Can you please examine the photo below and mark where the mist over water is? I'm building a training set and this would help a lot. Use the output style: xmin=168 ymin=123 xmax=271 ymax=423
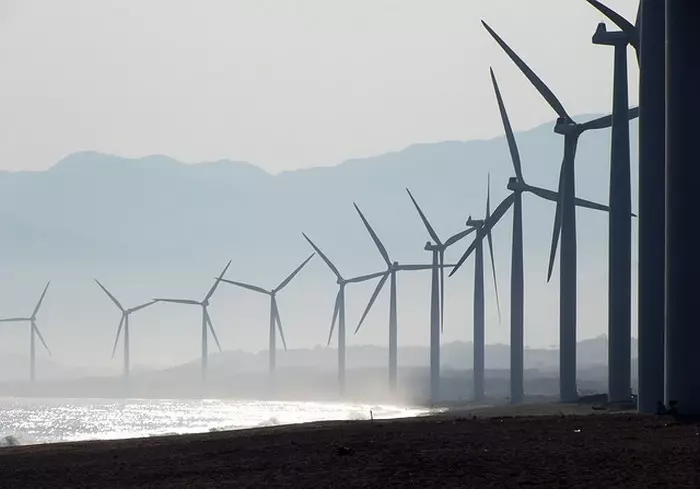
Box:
xmin=0 ymin=398 xmax=428 ymax=445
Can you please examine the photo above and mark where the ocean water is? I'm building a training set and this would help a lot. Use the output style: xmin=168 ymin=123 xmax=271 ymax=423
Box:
xmin=0 ymin=398 xmax=428 ymax=446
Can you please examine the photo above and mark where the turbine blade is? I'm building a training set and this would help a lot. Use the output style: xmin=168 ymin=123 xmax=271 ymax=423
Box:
xmin=154 ymin=298 xmax=201 ymax=305
xmin=490 ymin=67 xmax=524 ymax=182
xmin=486 ymin=227 xmax=501 ymax=326
xmin=482 ymin=21 xmax=571 ymax=121
xmin=111 ymin=314 xmax=125 ymax=359
xmin=353 ymin=203 xmax=391 ymax=267
xmin=128 ymin=301 xmax=156 ymax=314
xmin=485 ymin=174 xmax=501 ymax=323
xmin=33 ymin=322 xmax=51 ymax=356
xmin=276 ymin=253 xmax=315 ymax=292
xmin=445 ymin=227 xmax=477 ymax=248
xmin=94 ymin=279 xmax=124 ymax=312
xmin=328 ymin=290 xmax=341 ymax=346
xmin=406 ymin=189 xmax=442 ymax=246
xmin=397 ymin=264 xmax=434 ymax=271
xmin=204 ymin=260 xmax=233 ymax=302
xmin=439 ymin=249 xmax=445 ymax=333
xmin=0 ymin=317 xmax=30 ymax=323
xmin=449 ymin=194 xmax=515 ymax=278
xmin=204 ymin=308 xmax=223 ymax=353
xmin=574 ymin=197 xmax=610 ymax=213
xmin=346 ymin=270 xmax=387 ymax=283
xmin=217 ymin=278 xmax=269 ymax=295
xmin=302 ymin=233 xmax=343 ymax=280
xmin=547 ymin=196 xmax=563 ymax=283
xmin=585 ymin=0 xmax=639 ymax=50
xmin=526 ymin=185 xmax=610 ymax=214
xmin=272 ymin=298 xmax=288 ymax=352
xmin=580 ymin=107 xmax=639 ymax=131
xmin=354 ymin=272 xmax=389 ymax=334
xmin=32 ymin=281 xmax=51 ymax=318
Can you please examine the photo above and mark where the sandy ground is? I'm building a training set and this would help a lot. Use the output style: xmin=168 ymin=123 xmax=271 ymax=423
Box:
xmin=1 ymin=404 xmax=699 ymax=488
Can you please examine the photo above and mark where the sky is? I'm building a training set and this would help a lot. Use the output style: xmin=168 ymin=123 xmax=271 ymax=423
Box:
xmin=0 ymin=0 xmax=640 ymax=173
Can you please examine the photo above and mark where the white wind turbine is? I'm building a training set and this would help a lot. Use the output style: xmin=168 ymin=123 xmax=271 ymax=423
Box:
xmin=154 ymin=261 xmax=231 ymax=381
xmin=94 ymin=279 xmax=156 ymax=379
xmin=0 ymin=281 xmax=52 ymax=382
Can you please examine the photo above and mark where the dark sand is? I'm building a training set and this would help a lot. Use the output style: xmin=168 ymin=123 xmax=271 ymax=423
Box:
xmin=1 ymin=405 xmax=699 ymax=488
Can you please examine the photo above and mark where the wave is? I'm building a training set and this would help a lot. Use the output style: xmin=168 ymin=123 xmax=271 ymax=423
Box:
xmin=1 ymin=434 xmax=25 ymax=447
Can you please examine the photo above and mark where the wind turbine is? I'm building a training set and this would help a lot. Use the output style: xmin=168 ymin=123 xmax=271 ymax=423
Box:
xmin=451 ymin=69 xmax=614 ymax=404
xmin=482 ymin=21 xmax=639 ymax=402
xmin=585 ymin=0 xmax=640 ymax=405
xmin=405 ymin=189 xmax=475 ymax=403
xmin=352 ymin=203 xmax=444 ymax=392
xmin=217 ymin=254 xmax=315 ymax=383
xmin=154 ymin=260 xmax=231 ymax=382
xmin=463 ymin=177 xmax=501 ymax=402
xmin=302 ymin=233 xmax=385 ymax=396
xmin=0 ymin=281 xmax=52 ymax=382
xmin=94 ymin=280 xmax=156 ymax=379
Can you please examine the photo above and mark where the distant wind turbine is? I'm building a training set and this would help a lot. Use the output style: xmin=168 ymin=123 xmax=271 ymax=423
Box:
xmin=451 ymin=68 xmax=614 ymax=404
xmin=0 ymin=281 xmax=52 ymax=382
xmin=94 ymin=280 xmax=156 ymax=379
xmin=217 ymin=254 xmax=315 ymax=382
xmin=406 ymin=189 xmax=475 ymax=403
xmin=352 ymin=202 xmax=441 ymax=392
xmin=302 ymin=233 xmax=385 ymax=396
xmin=154 ymin=261 xmax=232 ymax=381
xmin=482 ymin=20 xmax=639 ymax=402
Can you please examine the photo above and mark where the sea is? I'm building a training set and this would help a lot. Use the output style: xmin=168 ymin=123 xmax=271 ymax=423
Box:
xmin=0 ymin=397 xmax=428 ymax=446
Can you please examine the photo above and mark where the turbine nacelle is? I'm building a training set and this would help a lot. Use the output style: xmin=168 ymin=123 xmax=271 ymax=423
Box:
xmin=592 ymin=22 xmax=629 ymax=46
xmin=507 ymin=176 xmax=525 ymax=192
xmin=424 ymin=241 xmax=439 ymax=251
xmin=554 ymin=117 xmax=578 ymax=136
xmin=466 ymin=216 xmax=484 ymax=228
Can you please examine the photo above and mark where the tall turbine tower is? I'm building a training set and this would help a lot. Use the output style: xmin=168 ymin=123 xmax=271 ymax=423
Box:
xmin=463 ymin=178 xmax=501 ymax=402
xmin=94 ymin=280 xmax=156 ymax=379
xmin=154 ymin=261 xmax=231 ymax=382
xmin=583 ymin=0 xmax=642 ymax=406
xmin=0 ymin=281 xmax=52 ymax=381
xmin=217 ymin=254 xmax=315 ymax=385
xmin=482 ymin=21 xmax=639 ymax=402
xmin=406 ymin=189 xmax=474 ymax=403
xmin=352 ymin=203 xmax=444 ymax=392
xmin=451 ymin=68 xmax=614 ymax=404
xmin=302 ymin=233 xmax=384 ymax=396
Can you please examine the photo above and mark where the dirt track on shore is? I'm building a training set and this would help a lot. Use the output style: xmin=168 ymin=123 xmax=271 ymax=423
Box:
xmin=1 ymin=410 xmax=699 ymax=488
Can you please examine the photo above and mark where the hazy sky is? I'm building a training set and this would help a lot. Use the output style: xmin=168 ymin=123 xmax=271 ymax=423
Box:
xmin=0 ymin=0 xmax=639 ymax=173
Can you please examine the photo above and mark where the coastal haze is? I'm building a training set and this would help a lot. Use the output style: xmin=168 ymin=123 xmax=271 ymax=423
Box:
xmin=0 ymin=0 xmax=641 ymax=440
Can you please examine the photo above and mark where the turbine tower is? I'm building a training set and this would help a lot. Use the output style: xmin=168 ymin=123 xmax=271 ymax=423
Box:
xmin=217 ymin=253 xmax=315 ymax=384
xmin=451 ymin=68 xmax=614 ymax=404
xmin=587 ymin=1 xmax=638 ymax=404
xmin=94 ymin=279 xmax=156 ymax=379
xmin=154 ymin=261 xmax=231 ymax=382
xmin=302 ymin=233 xmax=384 ymax=396
xmin=463 ymin=178 xmax=501 ymax=402
xmin=482 ymin=21 xmax=639 ymax=402
xmin=0 ymin=281 xmax=52 ymax=382
xmin=406 ymin=189 xmax=474 ymax=403
xmin=352 ymin=202 xmax=440 ymax=392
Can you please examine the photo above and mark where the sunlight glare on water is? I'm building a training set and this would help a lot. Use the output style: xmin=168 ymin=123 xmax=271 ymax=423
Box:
xmin=0 ymin=398 xmax=428 ymax=445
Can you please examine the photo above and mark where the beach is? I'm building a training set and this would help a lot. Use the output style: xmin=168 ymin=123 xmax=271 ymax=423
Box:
xmin=1 ymin=405 xmax=699 ymax=488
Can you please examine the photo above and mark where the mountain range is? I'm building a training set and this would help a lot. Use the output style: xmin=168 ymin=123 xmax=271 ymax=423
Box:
xmin=0 ymin=115 xmax=639 ymax=372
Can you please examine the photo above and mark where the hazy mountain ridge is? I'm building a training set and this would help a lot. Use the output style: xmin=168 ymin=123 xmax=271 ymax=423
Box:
xmin=0 ymin=116 xmax=639 ymax=369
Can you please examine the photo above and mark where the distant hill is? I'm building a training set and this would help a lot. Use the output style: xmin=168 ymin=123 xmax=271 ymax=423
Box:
xmin=0 ymin=116 xmax=639 ymax=370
